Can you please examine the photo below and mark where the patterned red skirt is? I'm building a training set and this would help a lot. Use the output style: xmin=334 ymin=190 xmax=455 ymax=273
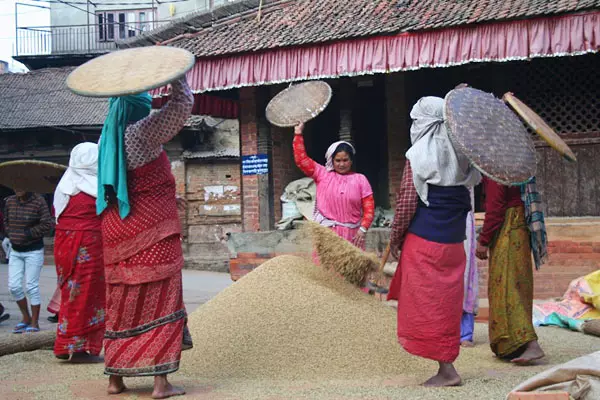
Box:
xmin=54 ymin=229 xmax=106 ymax=357
xmin=103 ymin=272 xmax=185 ymax=376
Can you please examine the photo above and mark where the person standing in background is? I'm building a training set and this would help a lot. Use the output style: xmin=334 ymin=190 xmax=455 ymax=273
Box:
xmin=4 ymin=189 xmax=53 ymax=333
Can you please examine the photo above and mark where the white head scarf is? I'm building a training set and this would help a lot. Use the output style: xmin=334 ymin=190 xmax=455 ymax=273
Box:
xmin=53 ymin=142 xmax=99 ymax=221
xmin=325 ymin=141 xmax=356 ymax=172
xmin=405 ymin=96 xmax=481 ymax=205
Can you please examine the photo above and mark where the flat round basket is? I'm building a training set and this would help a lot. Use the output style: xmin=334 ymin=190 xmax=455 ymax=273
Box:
xmin=503 ymin=92 xmax=577 ymax=163
xmin=582 ymin=319 xmax=600 ymax=338
xmin=266 ymin=81 xmax=332 ymax=128
xmin=66 ymin=47 xmax=195 ymax=98
xmin=0 ymin=160 xmax=66 ymax=193
xmin=444 ymin=87 xmax=537 ymax=186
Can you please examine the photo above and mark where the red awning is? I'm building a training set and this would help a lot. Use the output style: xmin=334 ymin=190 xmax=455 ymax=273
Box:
xmin=151 ymin=11 xmax=599 ymax=94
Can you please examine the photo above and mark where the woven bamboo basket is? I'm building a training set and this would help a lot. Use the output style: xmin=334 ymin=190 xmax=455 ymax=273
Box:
xmin=582 ymin=319 xmax=600 ymax=337
xmin=266 ymin=81 xmax=332 ymax=128
xmin=503 ymin=92 xmax=577 ymax=163
xmin=444 ymin=87 xmax=537 ymax=186
xmin=66 ymin=46 xmax=195 ymax=98
xmin=0 ymin=160 xmax=66 ymax=193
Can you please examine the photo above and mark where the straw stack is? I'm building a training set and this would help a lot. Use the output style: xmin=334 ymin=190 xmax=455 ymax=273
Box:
xmin=307 ymin=222 xmax=379 ymax=287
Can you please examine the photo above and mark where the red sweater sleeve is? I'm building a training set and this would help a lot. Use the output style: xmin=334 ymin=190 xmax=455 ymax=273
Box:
xmin=293 ymin=134 xmax=317 ymax=177
xmin=389 ymin=160 xmax=418 ymax=252
xmin=361 ymin=195 xmax=375 ymax=230
xmin=479 ymin=177 xmax=508 ymax=246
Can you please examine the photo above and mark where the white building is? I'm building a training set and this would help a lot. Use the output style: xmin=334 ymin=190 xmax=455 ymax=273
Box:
xmin=15 ymin=0 xmax=236 ymax=69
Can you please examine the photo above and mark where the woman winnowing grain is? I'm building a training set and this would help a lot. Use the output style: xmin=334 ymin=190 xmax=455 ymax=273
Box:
xmin=476 ymin=176 xmax=547 ymax=364
xmin=387 ymin=95 xmax=481 ymax=387
xmin=97 ymin=77 xmax=193 ymax=399
xmin=293 ymin=122 xmax=375 ymax=250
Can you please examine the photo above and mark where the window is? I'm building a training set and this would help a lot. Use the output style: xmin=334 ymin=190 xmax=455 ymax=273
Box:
xmin=96 ymin=9 xmax=153 ymax=42
xmin=106 ymin=13 xmax=115 ymax=40
xmin=127 ymin=12 xmax=136 ymax=37
xmin=97 ymin=13 xmax=104 ymax=41
xmin=118 ymin=13 xmax=126 ymax=39
xmin=139 ymin=12 xmax=146 ymax=31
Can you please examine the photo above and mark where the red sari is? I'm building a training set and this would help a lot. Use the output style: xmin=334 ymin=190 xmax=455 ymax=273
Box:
xmin=54 ymin=192 xmax=105 ymax=357
xmin=102 ymin=152 xmax=186 ymax=377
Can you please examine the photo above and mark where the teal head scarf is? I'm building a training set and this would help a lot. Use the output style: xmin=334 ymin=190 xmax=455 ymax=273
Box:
xmin=97 ymin=92 xmax=152 ymax=219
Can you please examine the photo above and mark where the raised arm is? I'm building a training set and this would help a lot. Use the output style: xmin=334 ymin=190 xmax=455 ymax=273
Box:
xmin=293 ymin=123 xmax=326 ymax=181
xmin=125 ymin=77 xmax=194 ymax=168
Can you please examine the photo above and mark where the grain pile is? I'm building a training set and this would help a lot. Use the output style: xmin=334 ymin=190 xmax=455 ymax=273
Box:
xmin=308 ymin=222 xmax=379 ymax=286
xmin=182 ymin=255 xmax=427 ymax=380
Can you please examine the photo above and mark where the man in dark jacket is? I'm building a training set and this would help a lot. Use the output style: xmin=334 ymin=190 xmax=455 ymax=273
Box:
xmin=4 ymin=189 xmax=53 ymax=333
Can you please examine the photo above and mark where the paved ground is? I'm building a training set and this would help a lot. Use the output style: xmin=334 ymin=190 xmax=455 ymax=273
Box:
xmin=0 ymin=264 xmax=232 ymax=336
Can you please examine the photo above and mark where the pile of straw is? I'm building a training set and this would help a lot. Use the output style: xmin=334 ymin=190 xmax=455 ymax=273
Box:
xmin=307 ymin=222 xmax=379 ymax=286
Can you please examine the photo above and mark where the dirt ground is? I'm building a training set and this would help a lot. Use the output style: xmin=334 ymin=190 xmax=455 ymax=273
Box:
xmin=1 ymin=323 xmax=599 ymax=400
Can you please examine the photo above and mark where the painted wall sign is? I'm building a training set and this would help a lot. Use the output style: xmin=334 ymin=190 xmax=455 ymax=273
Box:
xmin=242 ymin=154 xmax=269 ymax=176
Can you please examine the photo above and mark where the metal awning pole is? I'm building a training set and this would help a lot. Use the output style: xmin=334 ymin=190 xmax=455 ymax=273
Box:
xmin=14 ymin=3 xmax=18 ymax=56
xmin=87 ymin=0 xmax=90 ymax=52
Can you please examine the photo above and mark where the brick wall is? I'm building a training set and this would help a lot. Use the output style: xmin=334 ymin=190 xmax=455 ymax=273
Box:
xmin=477 ymin=239 xmax=600 ymax=300
xmin=240 ymin=87 xmax=260 ymax=232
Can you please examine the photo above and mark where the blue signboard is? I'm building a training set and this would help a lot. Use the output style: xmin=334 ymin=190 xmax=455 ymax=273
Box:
xmin=242 ymin=154 xmax=269 ymax=176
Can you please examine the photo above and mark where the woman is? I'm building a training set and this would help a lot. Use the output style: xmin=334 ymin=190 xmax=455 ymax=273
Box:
xmin=460 ymin=188 xmax=478 ymax=347
xmin=98 ymin=77 xmax=193 ymax=399
xmin=293 ymin=122 xmax=374 ymax=249
xmin=387 ymin=96 xmax=481 ymax=387
xmin=476 ymin=176 xmax=547 ymax=364
xmin=53 ymin=142 xmax=105 ymax=360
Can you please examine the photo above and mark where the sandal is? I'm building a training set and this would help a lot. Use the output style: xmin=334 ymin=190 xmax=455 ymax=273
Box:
xmin=24 ymin=326 xmax=40 ymax=333
xmin=0 ymin=313 xmax=9 ymax=323
xmin=12 ymin=322 xmax=29 ymax=334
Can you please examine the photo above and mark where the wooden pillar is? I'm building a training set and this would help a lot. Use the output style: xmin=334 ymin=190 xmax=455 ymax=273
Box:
xmin=338 ymin=79 xmax=354 ymax=142
xmin=256 ymin=87 xmax=275 ymax=231
xmin=386 ymin=73 xmax=411 ymax=207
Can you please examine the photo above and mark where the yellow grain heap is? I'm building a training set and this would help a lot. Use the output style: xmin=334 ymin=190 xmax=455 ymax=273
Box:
xmin=307 ymin=222 xmax=380 ymax=286
xmin=182 ymin=255 xmax=428 ymax=380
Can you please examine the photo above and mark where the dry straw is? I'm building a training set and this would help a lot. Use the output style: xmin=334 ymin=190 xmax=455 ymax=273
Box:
xmin=306 ymin=222 xmax=379 ymax=287
xmin=0 ymin=159 xmax=66 ymax=193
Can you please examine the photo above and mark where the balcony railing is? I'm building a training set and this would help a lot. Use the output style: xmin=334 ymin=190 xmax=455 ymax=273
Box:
xmin=15 ymin=22 xmax=167 ymax=57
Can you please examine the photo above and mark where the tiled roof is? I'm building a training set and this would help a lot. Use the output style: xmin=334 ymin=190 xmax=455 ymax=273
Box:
xmin=0 ymin=67 xmax=108 ymax=130
xmin=118 ymin=0 xmax=600 ymax=57
xmin=0 ymin=68 xmax=232 ymax=131
xmin=182 ymin=117 xmax=240 ymax=159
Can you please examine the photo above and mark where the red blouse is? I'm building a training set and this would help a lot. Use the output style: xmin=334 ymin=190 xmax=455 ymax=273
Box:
xmin=478 ymin=176 xmax=524 ymax=246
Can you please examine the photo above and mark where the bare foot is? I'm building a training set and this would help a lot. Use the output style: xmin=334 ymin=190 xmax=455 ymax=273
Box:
xmin=107 ymin=376 xmax=126 ymax=395
xmin=461 ymin=340 xmax=475 ymax=348
xmin=153 ymin=375 xmax=185 ymax=399
xmin=423 ymin=362 xmax=462 ymax=387
xmin=511 ymin=340 xmax=545 ymax=365
xmin=152 ymin=384 xmax=185 ymax=399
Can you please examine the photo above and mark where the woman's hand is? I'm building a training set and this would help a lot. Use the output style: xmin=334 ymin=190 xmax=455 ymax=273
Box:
xmin=390 ymin=244 xmax=400 ymax=261
xmin=475 ymin=243 xmax=488 ymax=260
xmin=352 ymin=229 xmax=366 ymax=247
xmin=294 ymin=122 xmax=304 ymax=135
